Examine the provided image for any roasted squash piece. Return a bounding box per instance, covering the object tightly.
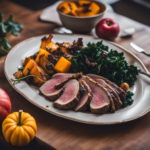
[77,2,100,17]
[54,57,72,73]
[22,57,31,67]
[30,65,49,86]
[35,48,50,64]
[39,54,55,75]
[23,59,36,76]
[58,1,78,15]
[59,43,73,61]
[58,1,72,14]
[13,70,23,79]
[78,0,91,7]
[40,34,58,50]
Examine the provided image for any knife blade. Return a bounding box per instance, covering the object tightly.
[130,42,145,52]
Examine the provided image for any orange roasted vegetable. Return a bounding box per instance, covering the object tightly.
[78,0,91,6]
[39,54,55,75]
[54,57,72,73]
[35,48,50,64]
[13,70,23,79]
[40,34,58,50]
[77,2,100,17]
[22,57,31,66]
[59,42,73,60]
[30,64,49,86]
[58,1,78,16]
[58,1,100,17]
[23,59,36,76]
[2,110,37,147]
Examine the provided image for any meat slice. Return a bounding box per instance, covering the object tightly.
[52,73,72,79]
[86,74,126,100]
[39,78,65,101]
[96,79,122,110]
[55,72,82,89]
[53,79,80,110]
[79,76,110,114]
[40,73,73,101]
[95,79,115,112]
[74,80,92,112]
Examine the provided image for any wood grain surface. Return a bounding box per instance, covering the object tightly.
[1,0,150,150]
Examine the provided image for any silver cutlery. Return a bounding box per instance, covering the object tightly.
[120,28,135,38]
[138,68,150,78]
[130,42,150,56]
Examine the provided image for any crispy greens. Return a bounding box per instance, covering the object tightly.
[70,41,138,87]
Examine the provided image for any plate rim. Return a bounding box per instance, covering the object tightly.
[4,34,150,125]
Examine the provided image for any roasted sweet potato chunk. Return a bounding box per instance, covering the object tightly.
[23,59,36,76]
[35,48,50,64]
[13,70,23,79]
[30,64,49,86]
[40,34,58,50]
[39,54,55,75]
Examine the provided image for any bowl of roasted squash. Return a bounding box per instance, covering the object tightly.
[57,0,107,33]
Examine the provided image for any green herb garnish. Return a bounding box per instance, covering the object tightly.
[11,75,46,85]
[0,13,23,57]
[17,66,24,71]
[55,42,59,45]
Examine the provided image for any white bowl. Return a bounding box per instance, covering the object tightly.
[57,1,107,33]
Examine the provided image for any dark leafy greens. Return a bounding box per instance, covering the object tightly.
[0,37,11,56]
[70,41,138,87]
[70,41,138,107]
[0,13,23,57]
[121,91,134,108]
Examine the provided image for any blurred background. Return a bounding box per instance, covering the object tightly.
[10,0,150,26]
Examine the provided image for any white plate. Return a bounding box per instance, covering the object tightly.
[4,34,150,125]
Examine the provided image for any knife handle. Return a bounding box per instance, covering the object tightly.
[142,51,150,57]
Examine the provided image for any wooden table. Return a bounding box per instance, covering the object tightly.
[1,0,150,150]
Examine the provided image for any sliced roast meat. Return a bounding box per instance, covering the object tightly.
[40,73,73,101]
[53,79,80,110]
[74,80,92,112]
[96,79,122,110]
[95,79,115,112]
[52,73,72,80]
[86,74,126,100]
[55,72,82,89]
[39,78,65,101]
[79,76,110,114]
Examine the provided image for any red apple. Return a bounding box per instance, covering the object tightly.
[0,88,11,122]
[96,18,120,41]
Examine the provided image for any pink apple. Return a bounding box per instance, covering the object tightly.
[96,18,120,41]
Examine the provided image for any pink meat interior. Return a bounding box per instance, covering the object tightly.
[40,74,73,95]
[75,92,88,109]
[40,79,61,95]
[58,80,78,103]
[96,79,105,86]
[80,77,109,109]
[87,74,100,80]
[53,73,72,80]
[91,89,106,108]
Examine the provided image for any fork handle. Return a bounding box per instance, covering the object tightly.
[138,69,150,78]
[142,51,150,56]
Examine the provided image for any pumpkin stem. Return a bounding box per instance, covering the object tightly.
[18,110,23,126]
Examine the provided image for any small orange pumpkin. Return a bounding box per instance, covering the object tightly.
[2,110,37,147]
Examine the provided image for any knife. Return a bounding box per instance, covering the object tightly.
[130,42,150,56]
